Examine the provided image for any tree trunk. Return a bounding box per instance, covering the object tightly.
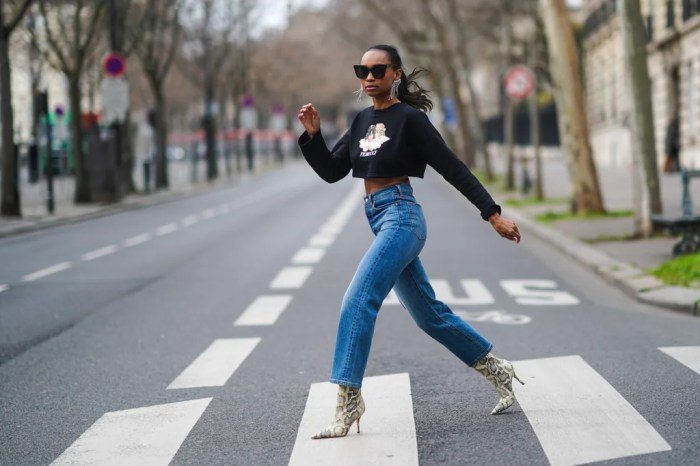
[463,76,494,180]
[69,75,90,203]
[154,86,169,189]
[0,29,20,217]
[529,40,544,200]
[619,0,663,236]
[504,96,516,190]
[540,0,605,213]
[422,1,475,167]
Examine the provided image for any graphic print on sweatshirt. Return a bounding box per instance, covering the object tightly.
[359,123,390,157]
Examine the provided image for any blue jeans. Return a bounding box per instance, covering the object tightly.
[329,182,493,388]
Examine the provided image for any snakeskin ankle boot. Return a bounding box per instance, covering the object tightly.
[311,384,365,439]
[473,353,524,415]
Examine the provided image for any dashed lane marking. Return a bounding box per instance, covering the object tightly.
[0,284,8,294]
[308,233,335,248]
[124,233,152,247]
[181,215,199,227]
[156,223,178,236]
[289,373,418,466]
[51,398,212,465]
[81,245,118,261]
[269,266,314,289]
[167,338,261,389]
[513,355,671,465]
[234,295,293,326]
[659,346,700,375]
[291,247,326,265]
[22,262,73,282]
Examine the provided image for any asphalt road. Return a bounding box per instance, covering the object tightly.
[1,160,698,465]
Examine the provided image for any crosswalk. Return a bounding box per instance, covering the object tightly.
[49,347,698,465]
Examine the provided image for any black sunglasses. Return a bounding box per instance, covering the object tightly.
[353,64,395,79]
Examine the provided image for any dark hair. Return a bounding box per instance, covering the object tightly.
[367,44,433,112]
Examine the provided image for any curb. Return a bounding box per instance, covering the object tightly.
[507,208,700,316]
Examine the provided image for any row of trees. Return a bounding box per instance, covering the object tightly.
[1,0,258,217]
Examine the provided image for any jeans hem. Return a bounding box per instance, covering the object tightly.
[467,344,494,367]
[329,377,362,388]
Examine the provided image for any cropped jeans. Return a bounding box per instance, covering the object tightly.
[329,182,493,388]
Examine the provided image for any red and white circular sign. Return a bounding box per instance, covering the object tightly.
[504,66,536,100]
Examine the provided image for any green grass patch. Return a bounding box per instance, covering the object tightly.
[473,170,502,186]
[651,253,700,288]
[535,209,634,223]
[505,196,569,207]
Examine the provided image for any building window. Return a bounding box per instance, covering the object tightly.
[646,14,654,41]
[682,0,700,21]
[667,0,676,28]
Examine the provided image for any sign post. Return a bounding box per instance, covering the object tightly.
[504,66,536,194]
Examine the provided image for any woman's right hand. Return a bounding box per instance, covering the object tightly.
[298,103,321,136]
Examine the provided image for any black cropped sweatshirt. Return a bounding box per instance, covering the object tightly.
[297,102,501,221]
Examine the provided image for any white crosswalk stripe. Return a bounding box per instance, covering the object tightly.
[659,346,700,374]
[51,398,212,465]
[234,295,293,326]
[167,338,261,389]
[289,373,418,466]
[291,247,326,265]
[513,355,671,465]
[270,266,314,289]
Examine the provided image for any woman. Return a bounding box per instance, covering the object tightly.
[297,44,523,440]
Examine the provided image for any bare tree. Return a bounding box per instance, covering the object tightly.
[0,0,33,217]
[136,0,182,189]
[539,0,604,213]
[619,0,662,236]
[36,0,107,203]
[180,0,237,181]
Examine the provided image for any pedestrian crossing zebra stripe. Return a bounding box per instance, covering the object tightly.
[51,398,212,465]
[167,338,261,389]
[289,373,418,466]
[513,355,671,465]
[658,346,700,374]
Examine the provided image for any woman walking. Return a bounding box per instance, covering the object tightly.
[297,44,523,440]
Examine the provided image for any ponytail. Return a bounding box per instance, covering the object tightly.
[367,44,433,112]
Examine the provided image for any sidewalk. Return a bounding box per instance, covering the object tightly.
[487,145,700,316]
[0,153,295,238]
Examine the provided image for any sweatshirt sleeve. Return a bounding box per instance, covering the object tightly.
[298,128,352,183]
[408,111,501,221]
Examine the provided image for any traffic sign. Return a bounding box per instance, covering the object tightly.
[103,53,126,78]
[504,66,536,100]
[100,77,129,124]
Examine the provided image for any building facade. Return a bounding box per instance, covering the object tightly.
[583,0,700,168]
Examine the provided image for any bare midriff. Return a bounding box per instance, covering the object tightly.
[364,176,410,196]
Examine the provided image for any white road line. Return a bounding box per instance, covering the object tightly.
[659,346,700,374]
[156,222,178,236]
[201,208,216,219]
[291,247,326,265]
[124,233,151,247]
[308,233,335,248]
[269,266,314,289]
[81,245,118,262]
[216,204,230,214]
[319,224,342,235]
[513,355,671,465]
[181,215,199,227]
[234,295,293,326]
[0,284,8,294]
[51,398,212,465]
[167,338,261,389]
[289,373,418,466]
[22,262,72,282]
[384,279,495,306]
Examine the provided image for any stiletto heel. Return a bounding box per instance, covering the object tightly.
[311,385,366,439]
[513,369,524,385]
[473,353,523,415]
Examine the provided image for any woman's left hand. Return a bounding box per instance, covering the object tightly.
[488,214,521,244]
